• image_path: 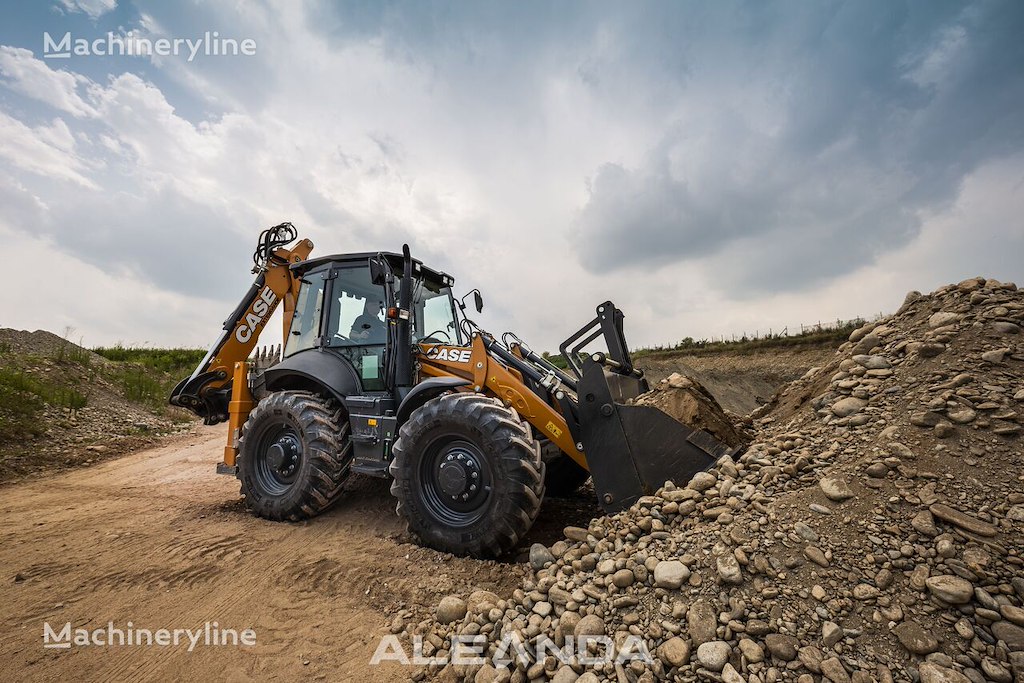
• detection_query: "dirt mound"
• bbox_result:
[637,347,836,416]
[0,328,193,481]
[633,372,751,448]
[415,276,1023,683]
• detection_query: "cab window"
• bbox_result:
[284,271,324,357]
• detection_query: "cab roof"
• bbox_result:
[292,251,454,288]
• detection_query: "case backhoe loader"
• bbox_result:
[171,224,739,557]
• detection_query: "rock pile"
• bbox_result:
[412,277,1023,683]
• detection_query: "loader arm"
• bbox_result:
[418,302,739,512]
[170,226,313,424]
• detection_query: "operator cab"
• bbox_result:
[284,252,462,392]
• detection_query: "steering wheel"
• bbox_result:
[332,333,353,344]
[419,329,452,345]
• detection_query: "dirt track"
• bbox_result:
[0,427,598,681]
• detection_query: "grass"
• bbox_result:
[0,367,91,441]
[93,346,206,374]
[632,322,861,359]
[541,319,862,366]
[93,345,205,412]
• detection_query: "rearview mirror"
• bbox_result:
[474,290,483,313]
[368,256,389,285]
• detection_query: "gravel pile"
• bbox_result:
[407,277,1023,683]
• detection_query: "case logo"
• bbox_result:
[235,286,277,343]
[425,347,472,363]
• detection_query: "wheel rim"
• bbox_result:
[254,424,303,496]
[419,438,493,527]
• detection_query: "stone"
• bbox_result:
[894,620,940,654]
[929,504,998,537]
[918,663,971,683]
[991,621,1024,651]
[533,601,552,617]
[820,657,851,683]
[947,407,977,424]
[929,312,962,328]
[574,614,605,638]
[716,553,743,585]
[911,411,944,427]
[563,526,589,542]
[925,575,975,604]
[657,636,690,668]
[853,584,880,600]
[832,397,867,418]
[822,621,843,648]
[612,569,635,588]
[696,640,731,672]
[918,342,946,357]
[687,600,718,646]
[981,348,1009,363]
[765,633,799,661]
[687,471,718,492]
[993,321,1021,334]
[805,546,830,567]
[436,596,468,624]
[853,333,881,354]
[912,509,939,536]
[721,663,744,683]
[980,659,1012,683]
[737,638,764,663]
[854,354,891,369]
[654,560,689,589]
[529,543,555,570]
[551,667,578,683]
[1001,604,1024,626]
[819,476,855,501]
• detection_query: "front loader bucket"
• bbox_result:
[577,361,739,513]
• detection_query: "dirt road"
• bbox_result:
[0,427,596,681]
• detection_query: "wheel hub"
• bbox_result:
[266,433,301,477]
[436,447,481,501]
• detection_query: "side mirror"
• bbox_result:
[368,256,389,286]
[473,291,484,313]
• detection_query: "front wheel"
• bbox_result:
[389,393,545,557]
[237,391,351,521]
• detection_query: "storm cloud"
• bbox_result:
[573,2,1024,291]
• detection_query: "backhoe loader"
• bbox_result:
[171,223,739,557]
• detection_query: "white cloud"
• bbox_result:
[0,46,98,117]
[0,112,98,188]
[56,0,117,20]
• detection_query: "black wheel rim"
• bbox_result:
[254,424,303,496]
[419,438,493,527]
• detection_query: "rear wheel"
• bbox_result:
[238,391,351,521]
[540,440,591,497]
[389,393,544,557]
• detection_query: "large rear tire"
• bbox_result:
[389,393,544,557]
[540,440,591,497]
[238,391,351,521]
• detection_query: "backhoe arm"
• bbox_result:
[170,224,313,424]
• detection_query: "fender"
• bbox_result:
[396,376,471,425]
[262,349,362,401]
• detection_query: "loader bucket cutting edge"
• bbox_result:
[576,362,738,513]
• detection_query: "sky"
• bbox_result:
[0,0,1022,353]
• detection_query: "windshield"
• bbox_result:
[413,281,461,345]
